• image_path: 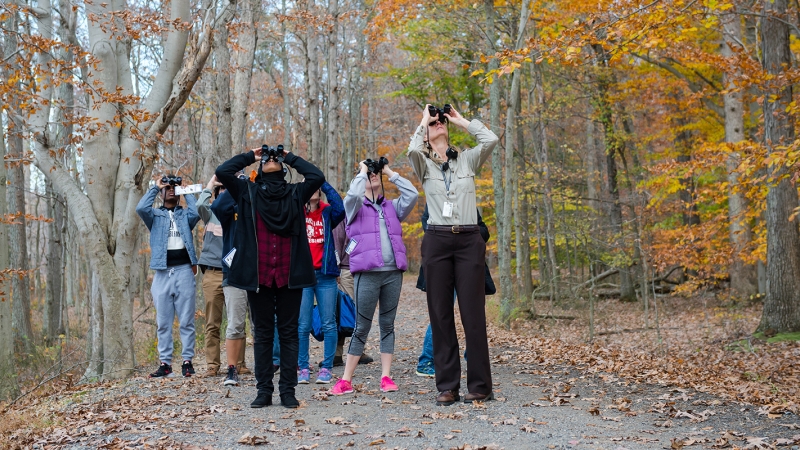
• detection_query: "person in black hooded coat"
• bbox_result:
[216,147,324,409]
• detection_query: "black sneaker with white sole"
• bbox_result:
[223,365,240,386]
[181,360,195,377]
[150,363,175,378]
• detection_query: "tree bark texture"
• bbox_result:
[722,13,758,297]
[3,11,34,354]
[0,117,17,399]
[325,0,340,189]
[760,0,800,332]
[230,0,257,154]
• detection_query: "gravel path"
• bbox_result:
[61,278,798,449]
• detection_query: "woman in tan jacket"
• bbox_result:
[407,104,499,406]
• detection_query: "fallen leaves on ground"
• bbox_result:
[491,296,800,411]
[237,433,270,445]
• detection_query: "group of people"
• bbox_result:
[135,105,499,408]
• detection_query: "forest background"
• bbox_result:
[0,0,798,414]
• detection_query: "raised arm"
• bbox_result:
[283,152,325,203]
[197,189,213,224]
[460,119,499,172]
[210,189,236,227]
[344,171,368,225]
[387,171,418,222]
[136,185,160,231]
[321,181,345,228]
[184,191,201,230]
[216,151,255,201]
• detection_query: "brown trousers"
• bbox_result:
[202,268,225,370]
[422,228,492,395]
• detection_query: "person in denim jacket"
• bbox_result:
[136,175,201,378]
[297,182,345,384]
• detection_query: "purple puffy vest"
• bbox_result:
[345,198,408,274]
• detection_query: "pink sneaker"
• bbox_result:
[330,378,354,395]
[380,376,398,392]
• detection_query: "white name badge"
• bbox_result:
[345,238,358,254]
[223,248,236,267]
[442,201,454,218]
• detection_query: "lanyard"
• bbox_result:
[440,165,453,194]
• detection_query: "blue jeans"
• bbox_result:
[298,271,338,370]
[418,290,460,370]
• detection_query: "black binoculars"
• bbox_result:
[161,175,183,186]
[261,145,285,164]
[364,156,389,175]
[428,104,452,124]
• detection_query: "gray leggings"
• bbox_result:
[347,270,403,356]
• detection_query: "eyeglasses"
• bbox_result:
[429,119,447,127]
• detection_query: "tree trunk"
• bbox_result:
[532,64,559,299]
[675,127,700,227]
[3,11,34,354]
[721,13,758,297]
[303,0,321,163]
[325,0,340,188]
[231,0,257,154]
[759,0,800,332]
[517,113,533,299]
[0,118,17,399]
[46,180,65,344]
[584,100,600,209]
[591,50,636,302]
[214,14,233,162]
[484,0,506,303]
[281,0,292,152]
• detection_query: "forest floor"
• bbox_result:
[3,278,800,449]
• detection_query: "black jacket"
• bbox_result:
[216,151,324,291]
[210,189,236,277]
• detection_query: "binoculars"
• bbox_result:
[161,175,183,186]
[428,104,452,124]
[261,145,285,164]
[364,156,389,175]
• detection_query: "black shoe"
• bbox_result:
[250,392,272,408]
[181,360,195,377]
[319,357,344,368]
[223,365,239,386]
[149,363,175,378]
[358,354,374,365]
[280,393,299,409]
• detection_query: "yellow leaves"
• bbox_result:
[470,69,485,77]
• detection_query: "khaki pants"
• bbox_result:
[202,268,225,370]
[336,266,354,358]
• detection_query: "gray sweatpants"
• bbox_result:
[152,264,196,364]
[348,270,403,356]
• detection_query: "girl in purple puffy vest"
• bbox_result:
[330,159,418,395]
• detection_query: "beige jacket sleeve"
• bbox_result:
[407,125,429,182]
[460,119,500,172]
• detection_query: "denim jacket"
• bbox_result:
[136,186,201,270]
[318,182,345,277]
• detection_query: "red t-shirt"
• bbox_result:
[306,202,328,269]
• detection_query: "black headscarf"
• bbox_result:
[254,170,302,237]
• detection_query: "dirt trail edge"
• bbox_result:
[29,279,799,449]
